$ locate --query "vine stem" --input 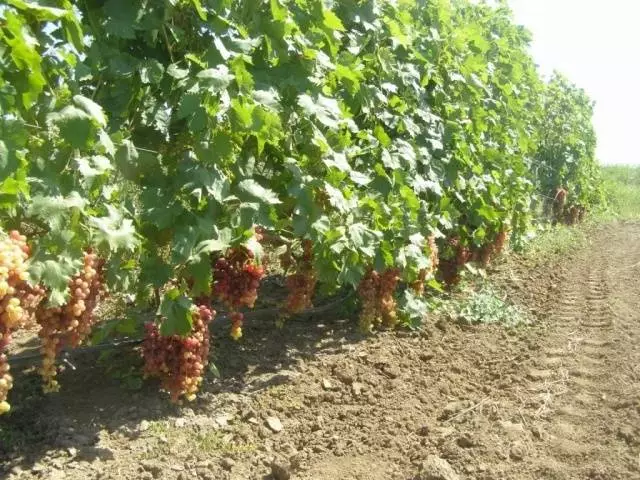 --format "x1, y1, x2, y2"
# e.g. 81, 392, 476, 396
162, 25, 175, 63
